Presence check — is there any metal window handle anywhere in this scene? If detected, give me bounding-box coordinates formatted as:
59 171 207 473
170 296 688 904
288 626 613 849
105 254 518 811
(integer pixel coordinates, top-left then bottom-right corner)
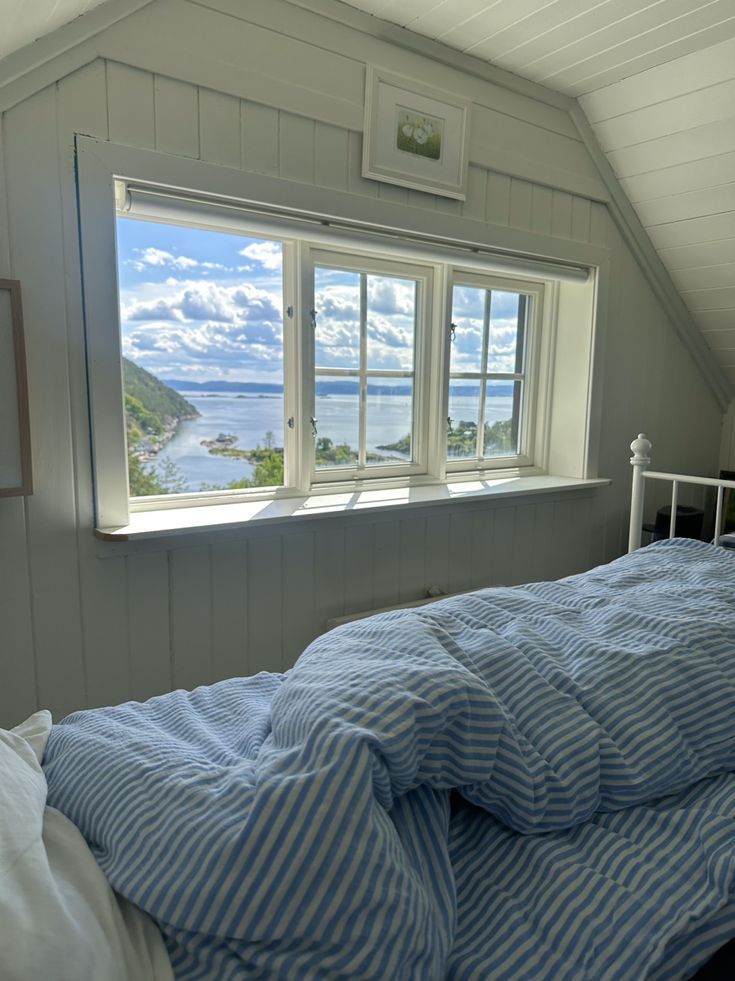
310 309 317 328
449 323 456 341
310 417 318 437
287 416 295 429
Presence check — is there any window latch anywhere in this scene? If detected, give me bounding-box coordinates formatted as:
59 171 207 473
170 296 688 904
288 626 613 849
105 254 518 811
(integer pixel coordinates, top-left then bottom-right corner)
287 416 295 429
310 309 317 329
286 306 294 318
447 416 452 430
310 416 318 437
449 323 456 342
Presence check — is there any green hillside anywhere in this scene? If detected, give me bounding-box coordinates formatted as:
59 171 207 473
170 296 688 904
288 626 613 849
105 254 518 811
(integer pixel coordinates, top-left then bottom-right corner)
123 357 199 435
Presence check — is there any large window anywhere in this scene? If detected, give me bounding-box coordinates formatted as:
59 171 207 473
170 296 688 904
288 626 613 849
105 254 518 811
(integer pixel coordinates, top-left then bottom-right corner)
113 205 545 506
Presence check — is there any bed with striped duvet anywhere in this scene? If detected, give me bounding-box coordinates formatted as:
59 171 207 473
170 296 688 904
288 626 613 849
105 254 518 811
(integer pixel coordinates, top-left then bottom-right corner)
43 538 735 979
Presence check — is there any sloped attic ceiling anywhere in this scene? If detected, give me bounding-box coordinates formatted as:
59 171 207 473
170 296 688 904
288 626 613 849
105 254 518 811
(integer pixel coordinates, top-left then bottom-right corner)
336 0 735 388
1 0 732 387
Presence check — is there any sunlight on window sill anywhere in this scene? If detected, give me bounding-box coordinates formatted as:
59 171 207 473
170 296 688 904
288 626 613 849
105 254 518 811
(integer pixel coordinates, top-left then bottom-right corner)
96 475 610 541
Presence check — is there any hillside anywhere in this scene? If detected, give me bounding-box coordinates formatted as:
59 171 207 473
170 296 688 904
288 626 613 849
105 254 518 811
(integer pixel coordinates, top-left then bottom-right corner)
123 358 199 437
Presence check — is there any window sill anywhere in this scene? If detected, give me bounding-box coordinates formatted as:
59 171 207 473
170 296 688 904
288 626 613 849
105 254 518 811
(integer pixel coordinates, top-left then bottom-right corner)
95 475 610 541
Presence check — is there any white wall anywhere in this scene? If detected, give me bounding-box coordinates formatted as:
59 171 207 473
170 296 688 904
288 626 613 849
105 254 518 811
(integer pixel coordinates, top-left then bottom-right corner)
0 0 724 727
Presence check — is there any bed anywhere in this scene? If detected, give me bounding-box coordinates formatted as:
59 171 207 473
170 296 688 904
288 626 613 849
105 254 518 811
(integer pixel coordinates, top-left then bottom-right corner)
5 436 735 980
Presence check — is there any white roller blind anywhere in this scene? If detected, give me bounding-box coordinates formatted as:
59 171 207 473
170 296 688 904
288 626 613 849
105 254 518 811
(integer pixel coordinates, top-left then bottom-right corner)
117 181 591 285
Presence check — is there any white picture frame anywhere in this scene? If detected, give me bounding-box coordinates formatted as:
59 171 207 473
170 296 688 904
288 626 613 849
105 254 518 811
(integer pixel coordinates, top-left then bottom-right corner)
362 66 471 201
0 278 32 497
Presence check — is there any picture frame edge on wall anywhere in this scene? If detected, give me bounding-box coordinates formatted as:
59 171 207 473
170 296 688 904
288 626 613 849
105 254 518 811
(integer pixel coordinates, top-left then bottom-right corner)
0 277 33 498
362 65 472 201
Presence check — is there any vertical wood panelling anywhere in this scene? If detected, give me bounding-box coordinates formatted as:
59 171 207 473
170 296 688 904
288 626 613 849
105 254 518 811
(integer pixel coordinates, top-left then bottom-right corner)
282 530 319 668
0 499 37 727
197 88 241 169
509 178 533 232
199 89 241 169
589 201 608 247
424 513 450 594
247 537 283 672
154 75 199 157
510 504 537 585
211 541 250 680
314 526 346 630
571 196 591 242
551 190 573 239
241 100 279 175
531 185 553 236
127 551 172 701
314 122 349 191
470 508 496 587
398 515 426 603
106 62 155 147
344 523 375 613
372 520 401 609
4 86 86 719
485 171 511 226
170 546 213 691
347 130 378 199
461 165 487 220
279 113 315 184
530 501 556 582
448 511 475 592
492 507 517 585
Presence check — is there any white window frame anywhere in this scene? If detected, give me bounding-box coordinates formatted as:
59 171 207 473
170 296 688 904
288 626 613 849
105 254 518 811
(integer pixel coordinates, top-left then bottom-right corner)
75 137 609 535
445 271 543 474
306 248 434 484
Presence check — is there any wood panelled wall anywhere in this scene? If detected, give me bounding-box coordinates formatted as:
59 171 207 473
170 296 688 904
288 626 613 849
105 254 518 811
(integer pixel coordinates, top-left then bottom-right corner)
0 0 724 728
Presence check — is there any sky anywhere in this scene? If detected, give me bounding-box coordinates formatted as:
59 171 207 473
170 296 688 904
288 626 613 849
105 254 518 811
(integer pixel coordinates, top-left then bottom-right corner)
116 216 522 387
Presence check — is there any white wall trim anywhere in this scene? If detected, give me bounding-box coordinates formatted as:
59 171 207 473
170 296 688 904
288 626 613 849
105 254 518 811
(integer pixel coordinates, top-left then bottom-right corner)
569 104 732 411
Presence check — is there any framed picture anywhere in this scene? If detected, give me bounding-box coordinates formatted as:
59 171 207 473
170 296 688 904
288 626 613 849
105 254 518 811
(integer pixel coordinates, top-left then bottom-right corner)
0 279 32 497
362 66 471 200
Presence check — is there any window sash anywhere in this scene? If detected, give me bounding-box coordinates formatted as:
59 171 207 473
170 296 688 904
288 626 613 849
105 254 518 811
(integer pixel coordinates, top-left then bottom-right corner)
308 251 433 484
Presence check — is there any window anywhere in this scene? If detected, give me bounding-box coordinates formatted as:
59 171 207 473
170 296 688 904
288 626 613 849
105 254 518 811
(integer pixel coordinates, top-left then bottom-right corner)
78 140 602 532
113 203 553 508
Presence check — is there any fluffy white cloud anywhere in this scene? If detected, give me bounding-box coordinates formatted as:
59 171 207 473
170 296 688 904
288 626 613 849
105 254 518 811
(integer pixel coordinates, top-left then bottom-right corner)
238 241 283 271
127 247 199 272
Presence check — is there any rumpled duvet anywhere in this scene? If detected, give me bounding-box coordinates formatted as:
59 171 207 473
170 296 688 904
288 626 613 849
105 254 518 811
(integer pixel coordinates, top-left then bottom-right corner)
43 538 735 979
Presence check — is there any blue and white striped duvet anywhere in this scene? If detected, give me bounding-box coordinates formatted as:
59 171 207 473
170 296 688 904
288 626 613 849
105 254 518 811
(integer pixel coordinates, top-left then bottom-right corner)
43 539 735 979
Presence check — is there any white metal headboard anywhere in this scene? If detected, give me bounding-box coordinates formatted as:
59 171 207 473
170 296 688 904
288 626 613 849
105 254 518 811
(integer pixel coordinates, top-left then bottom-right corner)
628 434 735 552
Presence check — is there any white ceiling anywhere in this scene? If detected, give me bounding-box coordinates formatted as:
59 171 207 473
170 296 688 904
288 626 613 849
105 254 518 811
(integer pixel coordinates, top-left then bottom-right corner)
0 0 733 386
0 0 112 63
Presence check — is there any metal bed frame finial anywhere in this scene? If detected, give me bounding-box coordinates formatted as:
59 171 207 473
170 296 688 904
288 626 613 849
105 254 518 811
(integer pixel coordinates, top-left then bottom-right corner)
628 434 652 553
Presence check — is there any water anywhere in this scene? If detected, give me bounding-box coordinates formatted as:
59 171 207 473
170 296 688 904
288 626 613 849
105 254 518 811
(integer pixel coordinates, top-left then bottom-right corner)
153 393 513 491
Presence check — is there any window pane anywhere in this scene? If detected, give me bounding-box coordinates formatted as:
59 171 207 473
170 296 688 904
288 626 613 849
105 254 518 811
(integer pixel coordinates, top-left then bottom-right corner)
314 375 359 469
366 378 414 467
116 217 285 495
450 285 485 374
488 291 522 373
314 267 360 369
447 383 480 460
484 381 520 457
366 275 416 372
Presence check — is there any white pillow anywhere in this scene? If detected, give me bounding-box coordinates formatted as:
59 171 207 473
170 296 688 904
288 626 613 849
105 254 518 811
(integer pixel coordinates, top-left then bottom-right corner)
0 711 173 981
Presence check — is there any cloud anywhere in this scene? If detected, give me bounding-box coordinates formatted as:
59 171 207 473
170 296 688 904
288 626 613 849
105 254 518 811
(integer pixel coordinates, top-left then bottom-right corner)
127 247 199 272
238 241 282 271
122 281 282 326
